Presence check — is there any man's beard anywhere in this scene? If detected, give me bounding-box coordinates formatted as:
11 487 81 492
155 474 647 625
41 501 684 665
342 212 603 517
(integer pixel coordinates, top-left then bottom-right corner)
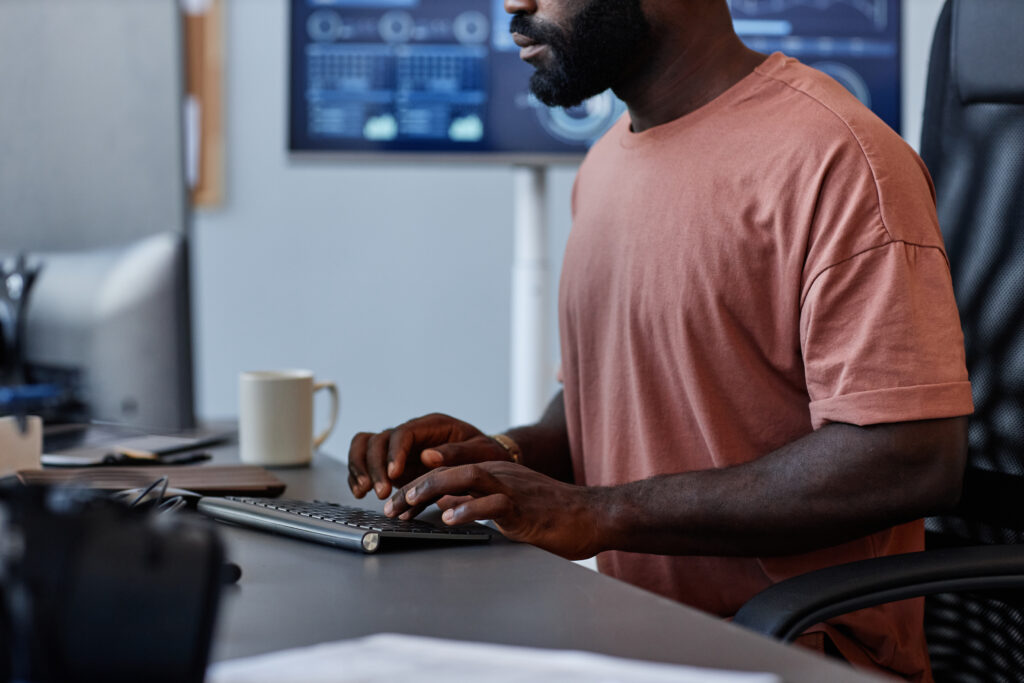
510 0 651 109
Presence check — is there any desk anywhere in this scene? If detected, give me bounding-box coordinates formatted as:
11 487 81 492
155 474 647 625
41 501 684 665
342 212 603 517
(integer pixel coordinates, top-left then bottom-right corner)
207 451 884 682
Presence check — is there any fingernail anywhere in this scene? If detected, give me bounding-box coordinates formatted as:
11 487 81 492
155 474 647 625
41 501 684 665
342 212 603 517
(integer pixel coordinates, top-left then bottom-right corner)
442 509 455 524
384 500 393 516
405 487 417 504
375 483 387 498
422 450 442 467
387 462 398 477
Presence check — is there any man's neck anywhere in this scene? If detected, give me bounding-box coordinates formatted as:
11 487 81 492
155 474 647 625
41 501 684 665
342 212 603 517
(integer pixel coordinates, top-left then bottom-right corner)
614 10 767 133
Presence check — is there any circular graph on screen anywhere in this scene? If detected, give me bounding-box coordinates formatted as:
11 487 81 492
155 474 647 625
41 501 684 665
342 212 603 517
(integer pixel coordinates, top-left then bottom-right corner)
307 9 342 42
453 11 489 45
535 91 626 145
378 11 414 43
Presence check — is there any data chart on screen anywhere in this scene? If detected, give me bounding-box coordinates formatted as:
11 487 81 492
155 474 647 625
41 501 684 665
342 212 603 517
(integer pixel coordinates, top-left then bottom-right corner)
288 0 902 159
289 0 626 159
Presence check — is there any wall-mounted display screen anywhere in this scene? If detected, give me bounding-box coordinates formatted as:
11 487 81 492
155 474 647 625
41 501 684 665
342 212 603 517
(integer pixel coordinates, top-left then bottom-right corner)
288 0 902 159
288 0 624 159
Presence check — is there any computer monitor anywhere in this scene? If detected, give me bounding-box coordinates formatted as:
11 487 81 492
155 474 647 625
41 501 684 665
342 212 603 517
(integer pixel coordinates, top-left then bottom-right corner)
0 0 194 431
8 233 196 432
288 0 626 161
288 0 903 159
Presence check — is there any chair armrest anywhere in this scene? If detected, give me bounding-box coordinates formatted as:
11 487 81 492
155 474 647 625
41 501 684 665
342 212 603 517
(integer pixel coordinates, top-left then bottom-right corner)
733 545 1024 642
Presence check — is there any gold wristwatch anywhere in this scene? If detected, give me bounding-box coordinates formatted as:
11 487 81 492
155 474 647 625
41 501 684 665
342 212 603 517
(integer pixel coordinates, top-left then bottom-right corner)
489 433 523 465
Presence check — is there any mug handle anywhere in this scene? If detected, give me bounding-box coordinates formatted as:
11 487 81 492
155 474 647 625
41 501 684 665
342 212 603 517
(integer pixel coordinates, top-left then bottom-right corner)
313 381 340 450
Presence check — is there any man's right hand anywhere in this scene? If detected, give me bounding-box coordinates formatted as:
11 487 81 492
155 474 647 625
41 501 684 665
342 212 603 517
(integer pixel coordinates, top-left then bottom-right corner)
347 413 513 499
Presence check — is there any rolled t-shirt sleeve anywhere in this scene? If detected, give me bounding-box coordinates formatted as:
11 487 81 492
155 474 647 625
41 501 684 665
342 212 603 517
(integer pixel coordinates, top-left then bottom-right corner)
800 240 974 429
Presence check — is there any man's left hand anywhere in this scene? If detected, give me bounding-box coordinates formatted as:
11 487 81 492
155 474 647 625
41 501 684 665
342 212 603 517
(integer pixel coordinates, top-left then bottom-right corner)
384 462 603 561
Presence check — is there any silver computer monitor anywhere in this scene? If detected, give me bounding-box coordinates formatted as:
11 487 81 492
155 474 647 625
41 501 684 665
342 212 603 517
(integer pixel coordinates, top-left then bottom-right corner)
11 233 196 431
0 0 194 430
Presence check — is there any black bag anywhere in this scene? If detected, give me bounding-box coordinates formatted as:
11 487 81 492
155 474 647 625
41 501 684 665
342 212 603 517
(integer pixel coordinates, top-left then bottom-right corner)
0 485 224 683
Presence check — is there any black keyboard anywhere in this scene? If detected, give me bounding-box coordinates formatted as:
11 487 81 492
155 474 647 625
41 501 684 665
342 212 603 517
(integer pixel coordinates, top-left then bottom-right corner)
197 496 491 553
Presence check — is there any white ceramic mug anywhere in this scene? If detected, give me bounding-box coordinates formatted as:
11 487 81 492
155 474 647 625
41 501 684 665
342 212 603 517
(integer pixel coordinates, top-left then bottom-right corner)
239 370 339 467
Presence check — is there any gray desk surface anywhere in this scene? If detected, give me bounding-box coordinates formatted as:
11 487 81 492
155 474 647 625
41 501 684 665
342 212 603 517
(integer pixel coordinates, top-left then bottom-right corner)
206 451 885 682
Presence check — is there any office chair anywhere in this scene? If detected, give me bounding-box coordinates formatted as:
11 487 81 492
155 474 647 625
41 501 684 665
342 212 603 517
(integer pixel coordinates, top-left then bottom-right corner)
733 1 1024 680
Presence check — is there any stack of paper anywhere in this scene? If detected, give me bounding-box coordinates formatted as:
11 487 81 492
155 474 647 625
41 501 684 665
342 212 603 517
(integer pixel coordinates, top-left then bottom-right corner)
208 633 781 683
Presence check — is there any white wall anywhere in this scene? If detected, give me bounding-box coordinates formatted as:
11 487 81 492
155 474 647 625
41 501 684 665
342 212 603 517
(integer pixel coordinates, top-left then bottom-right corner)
193 0 947 458
193 0 576 452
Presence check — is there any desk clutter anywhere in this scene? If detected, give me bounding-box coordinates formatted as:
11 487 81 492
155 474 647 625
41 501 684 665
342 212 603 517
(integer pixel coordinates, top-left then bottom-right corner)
40 424 230 467
20 421 286 496
0 420 279 681
0 482 225 683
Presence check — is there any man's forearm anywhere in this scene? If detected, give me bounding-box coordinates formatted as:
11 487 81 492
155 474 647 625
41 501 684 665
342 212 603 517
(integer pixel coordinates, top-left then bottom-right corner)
506 390 574 482
594 417 968 557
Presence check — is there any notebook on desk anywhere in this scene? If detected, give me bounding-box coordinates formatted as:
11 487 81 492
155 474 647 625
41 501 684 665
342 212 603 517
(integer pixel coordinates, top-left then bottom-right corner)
41 423 232 467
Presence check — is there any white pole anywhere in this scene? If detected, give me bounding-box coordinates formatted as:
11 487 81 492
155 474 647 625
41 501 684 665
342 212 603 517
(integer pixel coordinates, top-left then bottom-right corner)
510 165 550 426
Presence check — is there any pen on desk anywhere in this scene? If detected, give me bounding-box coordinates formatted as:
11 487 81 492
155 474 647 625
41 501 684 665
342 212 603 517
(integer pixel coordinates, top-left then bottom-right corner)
104 450 212 466
115 448 160 461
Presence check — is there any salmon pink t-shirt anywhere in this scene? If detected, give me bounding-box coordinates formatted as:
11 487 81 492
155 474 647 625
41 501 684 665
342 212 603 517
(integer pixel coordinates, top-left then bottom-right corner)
558 53 973 681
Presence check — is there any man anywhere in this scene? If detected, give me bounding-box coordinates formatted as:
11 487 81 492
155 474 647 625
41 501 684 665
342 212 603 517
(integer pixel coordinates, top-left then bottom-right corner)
348 0 973 680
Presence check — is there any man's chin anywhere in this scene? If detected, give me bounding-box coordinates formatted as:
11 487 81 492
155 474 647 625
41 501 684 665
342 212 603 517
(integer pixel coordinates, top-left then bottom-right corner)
531 88 596 110
529 73 594 109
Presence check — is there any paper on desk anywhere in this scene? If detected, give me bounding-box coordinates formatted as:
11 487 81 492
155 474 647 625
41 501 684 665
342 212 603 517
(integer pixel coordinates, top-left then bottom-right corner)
208 633 781 683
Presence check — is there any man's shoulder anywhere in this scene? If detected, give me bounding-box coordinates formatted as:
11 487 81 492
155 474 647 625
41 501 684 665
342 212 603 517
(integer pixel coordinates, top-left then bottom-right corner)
750 54 939 247
574 54 938 246
583 54 909 166
751 53 912 165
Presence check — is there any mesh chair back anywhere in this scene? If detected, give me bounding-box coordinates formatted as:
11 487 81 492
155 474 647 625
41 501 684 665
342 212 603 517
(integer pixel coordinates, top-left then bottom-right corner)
921 1 1024 680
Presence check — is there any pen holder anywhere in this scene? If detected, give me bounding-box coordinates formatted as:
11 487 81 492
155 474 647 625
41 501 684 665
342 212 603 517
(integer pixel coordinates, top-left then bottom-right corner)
0 415 42 477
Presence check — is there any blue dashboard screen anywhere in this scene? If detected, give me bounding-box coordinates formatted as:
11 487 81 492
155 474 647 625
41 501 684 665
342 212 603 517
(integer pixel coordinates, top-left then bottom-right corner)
288 0 623 158
288 0 902 158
